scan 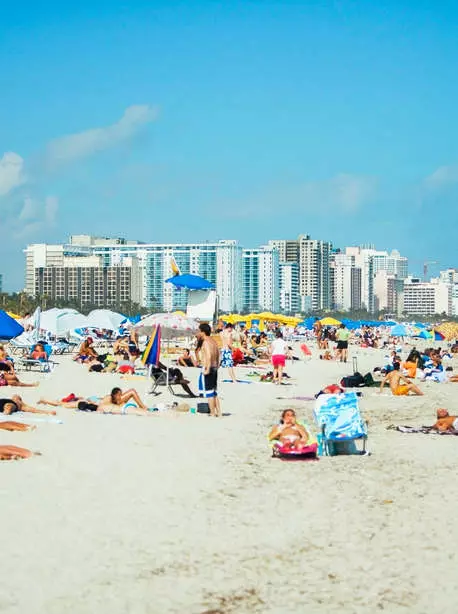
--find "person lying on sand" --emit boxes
[379,362,423,396]
[0,445,37,460]
[0,421,35,431]
[0,347,39,387]
[40,387,149,415]
[431,408,458,432]
[0,396,56,415]
[268,409,310,450]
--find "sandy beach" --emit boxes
[1,345,457,614]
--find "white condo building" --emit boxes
[439,269,458,316]
[330,252,362,311]
[403,277,452,317]
[279,262,300,314]
[24,237,243,312]
[242,246,280,312]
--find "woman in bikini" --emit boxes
[39,387,149,415]
[0,396,56,416]
[268,409,310,450]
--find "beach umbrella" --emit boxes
[390,324,408,337]
[40,308,79,333]
[414,329,433,340]
[165,273,215,290]
[40,309,89,335]
[141,325,162,367]
[6,311,21,320]
[319,317,341,326]
[87,309,125,331]
[434,322,458,341]
[134,313,198,338]
[0,310,24,340]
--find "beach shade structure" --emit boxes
[434,322,458,341]
[299,317,315,330]
[0,310,24,340]
[414,329,433,340]
[40,309,90,335]
[87,309,125,331]
[319,317,341,326]
[133,313,198,339]
[6,311,21,320]
[165,273,215,290]
[434,330,445,341]
[390,323,408,337]
[341,318,361,330]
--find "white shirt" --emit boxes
[271,338,287,356]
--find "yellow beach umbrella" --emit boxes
[319,316,341,326]
[435,322,458,341]
[173,310,186,317]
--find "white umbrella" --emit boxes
[40,309,89,335]
[40,308,79,334]
[134,313,198,339]
[87,309,125,331]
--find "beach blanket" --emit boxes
[222,379,252,384]
[275,396,315,401]
[0,413,63,424]
[387,424,458,436]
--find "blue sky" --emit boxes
[1,0,457,290]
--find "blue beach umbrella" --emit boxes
[165,274,215,290]
[0,310,24,340]
[390,324,408,337]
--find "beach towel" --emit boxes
[222,379,252,384]
[0,413,63,424]
[386,424,458,436]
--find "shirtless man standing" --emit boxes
[380,362,424,396]
[198,323,221,417]
[313,318,323,349]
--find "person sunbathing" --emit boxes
[0,347,39,387]
[0,445,36,460]
[379,362,423,396]
[268,409,310,449]
[0,421,35,431]
[40,387,149,415]
[431,408,458,432]
[28,343,47,361]
[0,396,56,415]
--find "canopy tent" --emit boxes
[165,273,215,290]
[86,309,125,331]
[0,310,24,340]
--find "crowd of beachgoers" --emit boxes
[1,314,458,460]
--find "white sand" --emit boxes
[1,346,458,614]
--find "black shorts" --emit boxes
[337,341,348,350]
[77,401,98,412]
[199,367,218,398]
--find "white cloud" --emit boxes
[18,197,38,221]
[0,152,25,197]
[424,165,458,190]
[45,104,158,167]
[328,173,377,212]
[13,195,58,238]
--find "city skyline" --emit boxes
[1,2,458,290]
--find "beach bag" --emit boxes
[363,372,376,387]
[340,372,365,388]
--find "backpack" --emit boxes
[340,372,365,388]
[363,372,376,387]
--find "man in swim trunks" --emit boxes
[431,408,458,432]
[379,362,423,396]
[268,409,309,450]
[198,323,221,417]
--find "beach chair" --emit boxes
[149,366,194,397]
[313,392,368,456]
[15,344,57,374]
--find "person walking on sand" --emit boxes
[335,323,350,362]
[379,362,424,396]
[220,323,237,383]
[197,323,221,417]
[270,330,287,385]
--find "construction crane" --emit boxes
[423,260,439,281]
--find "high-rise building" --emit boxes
[374,270,404,316]
[439,269,458,316]
[330,251,362,311]
[403,277,452,316]
[25,237,243,312]
[279,262,300,314]
[242,246,280,312]
[269,235,331,312]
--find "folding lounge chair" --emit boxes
[149,367,195,397]
[15,344,57,374]
[314,392,368,456]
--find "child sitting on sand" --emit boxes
[268,409,310,450]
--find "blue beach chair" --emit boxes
[314,392,368,456]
